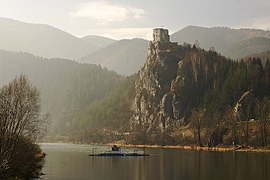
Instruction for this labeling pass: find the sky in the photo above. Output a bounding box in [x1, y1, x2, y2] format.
[0, 0, 270, 40]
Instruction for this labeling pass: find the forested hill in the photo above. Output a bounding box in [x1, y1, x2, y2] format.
[245, 51, 270, 65]
[63, 41, 270, 145]
[57, 74, 137, 141]
[130, 41, 270, 145]
[0, 50, 124, 134]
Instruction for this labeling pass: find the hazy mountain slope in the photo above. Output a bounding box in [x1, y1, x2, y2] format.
[0, 17, 101, 59]
[171, 26, 270, 59]
[80, 38, 148, 75]
[0, 49, 124, 133]
[81, 35, 116, 49]
[227, 37, 270, 59]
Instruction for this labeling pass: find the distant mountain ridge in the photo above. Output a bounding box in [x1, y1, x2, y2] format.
[81, 35, 116, 49]
[171, 26, 270, 59]
[227, 37, 270, 60]
[78, 26, 270, 75]
[0, 17, 148, 75]
[1, 17, 270, 75]
[80, 38, 148, 75]
[0, 17, 110, 59]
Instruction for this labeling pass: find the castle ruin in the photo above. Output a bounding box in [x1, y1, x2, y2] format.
[153, 28, 170, 43]
[148, 28, 177, 56]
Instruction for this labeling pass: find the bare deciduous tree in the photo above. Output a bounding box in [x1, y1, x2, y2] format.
[190, 107, 206, 146]
[256, 98, 270, 146]
[0, 75, 47, 178]
[224, 106, 239, 145]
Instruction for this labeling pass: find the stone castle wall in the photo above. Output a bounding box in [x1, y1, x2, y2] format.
[153, 28, 170, 43]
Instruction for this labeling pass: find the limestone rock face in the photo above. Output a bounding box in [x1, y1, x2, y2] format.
[130, 40, 228, 133]
[131, 41, 188, 132]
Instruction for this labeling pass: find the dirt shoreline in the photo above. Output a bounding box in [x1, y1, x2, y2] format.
[108, 143, 270, 153]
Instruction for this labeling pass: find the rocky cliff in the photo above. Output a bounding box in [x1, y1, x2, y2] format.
[130, 40, 229, 133]
[129, 30, 270, 147]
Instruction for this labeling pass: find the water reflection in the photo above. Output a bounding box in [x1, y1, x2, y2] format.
[41, 143, 270, 180]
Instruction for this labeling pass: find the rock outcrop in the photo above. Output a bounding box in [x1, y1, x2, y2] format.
[130, 32, 229, 134]
[130, 41, 183, 133]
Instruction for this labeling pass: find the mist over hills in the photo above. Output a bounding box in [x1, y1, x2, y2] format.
[171, 26, 270, 59]
[0, 17, 108, 59]
[79, 26, 270, 75]
[0, 17, 147, 75]
[81, 35, 116, 49]
[0, 49, 124, 134]
[228, 37, 270, 60]
[80, 38, 148, 75]
[1, 17, 270, 75]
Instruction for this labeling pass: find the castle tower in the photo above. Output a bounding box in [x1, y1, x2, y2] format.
[153, 28, 170, 43]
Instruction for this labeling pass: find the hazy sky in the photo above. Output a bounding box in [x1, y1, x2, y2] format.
[0, 0, 270, 39]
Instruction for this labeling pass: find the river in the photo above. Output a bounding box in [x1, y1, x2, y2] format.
[40, 143, 270, 180]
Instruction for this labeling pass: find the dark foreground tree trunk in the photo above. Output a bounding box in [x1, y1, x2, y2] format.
[245, 122, 249, 146]
[197, 127, 202, 146]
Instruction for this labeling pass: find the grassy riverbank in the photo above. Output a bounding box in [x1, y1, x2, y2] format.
[108, 142, 270, 153]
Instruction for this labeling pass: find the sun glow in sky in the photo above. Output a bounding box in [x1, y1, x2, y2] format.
[0, 0, 270, 40]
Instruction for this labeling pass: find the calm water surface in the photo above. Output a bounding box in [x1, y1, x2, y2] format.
[40, 143, 270, 180]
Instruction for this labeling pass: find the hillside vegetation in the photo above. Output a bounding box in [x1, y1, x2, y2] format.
[0, 50, 124, 135]
[245, 50, 270, 65]
[59, 74, 137, 143]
